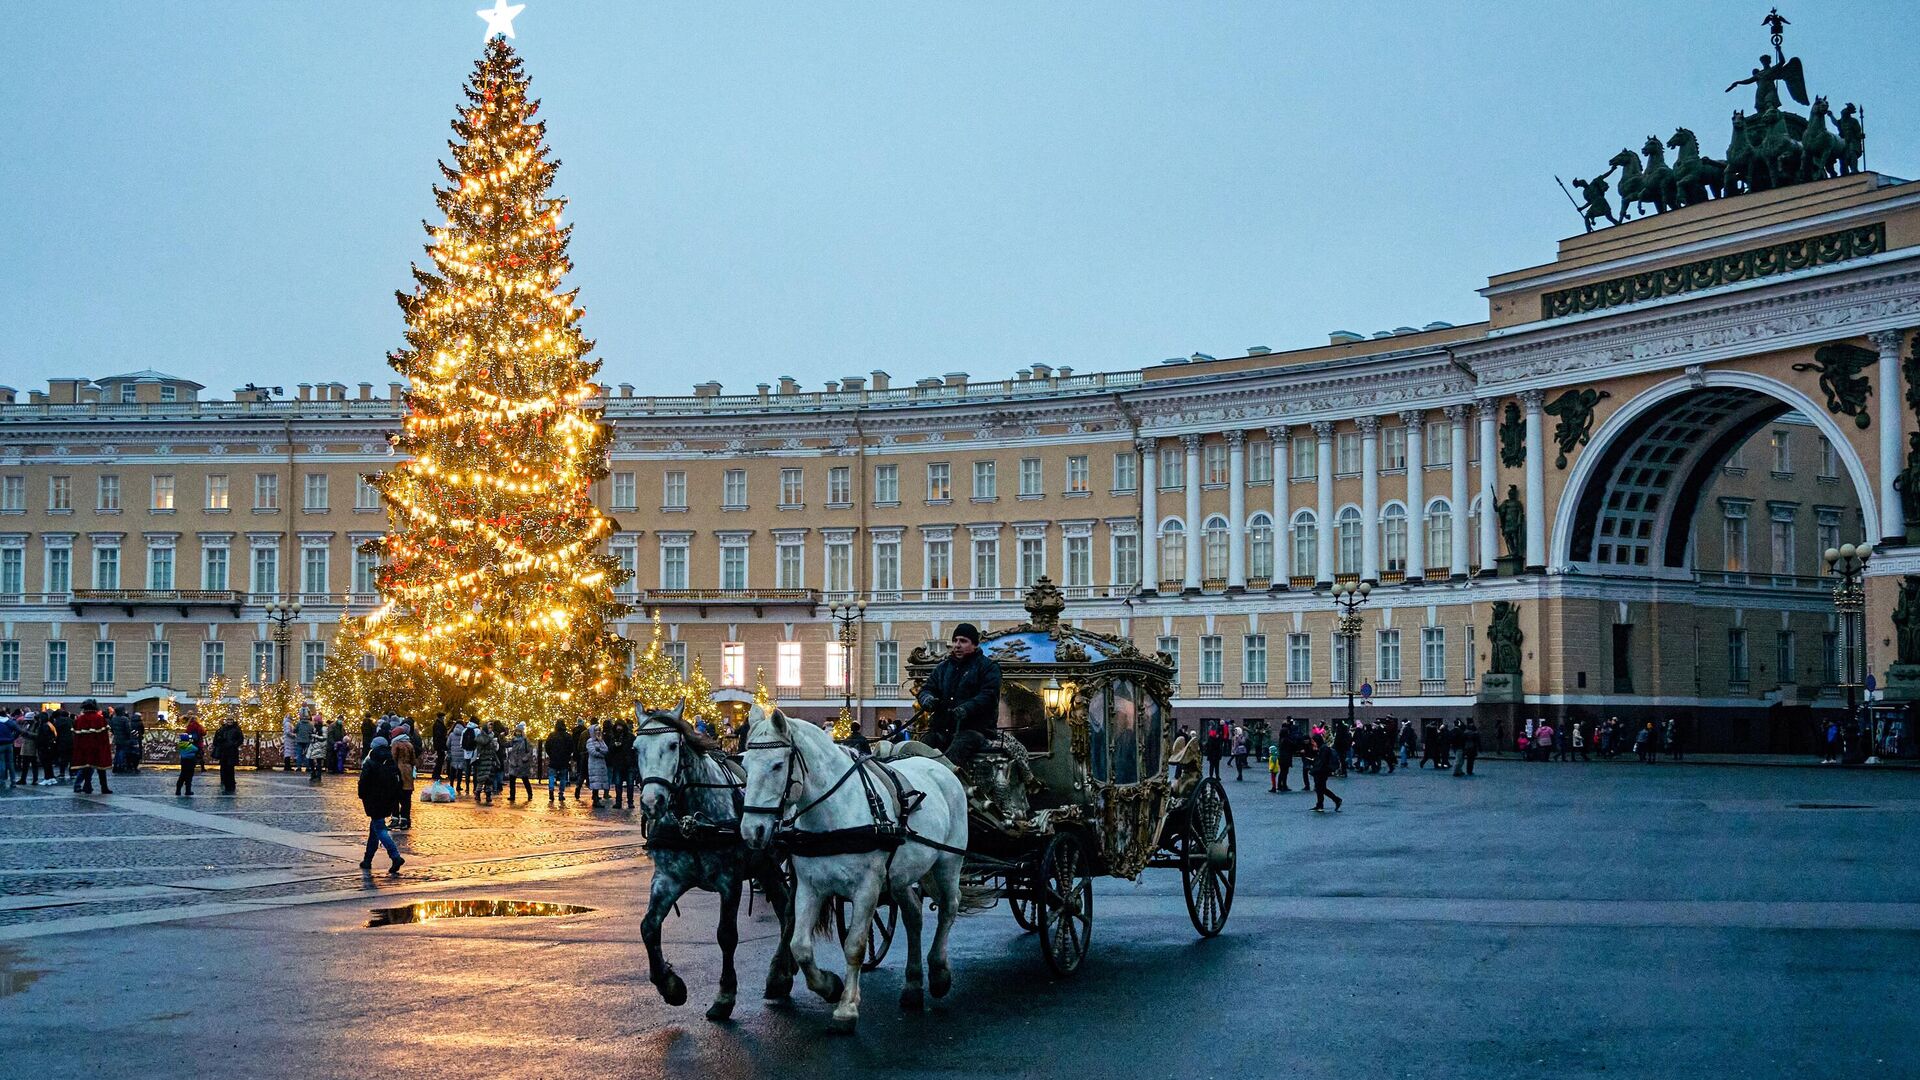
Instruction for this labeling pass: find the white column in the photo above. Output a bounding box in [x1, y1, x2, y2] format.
[1314, 421, 1335, 585]
[1447, 404, 1470, 580]
[1270, 427, 1290, 588]
[1226, 430, 1247, 591]
[1359, 416, 1380, 582]
[1402, 410, 1426, 583]
[1139, 439, 1159, 591]
[1872, 329, 1906, 543]
[1182, 433, 1202, 592]
[1522, 389, 1547, 570]
[1477, 399, 1498, 575]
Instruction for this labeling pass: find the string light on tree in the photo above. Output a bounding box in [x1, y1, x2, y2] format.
[362, 31, 633, 726]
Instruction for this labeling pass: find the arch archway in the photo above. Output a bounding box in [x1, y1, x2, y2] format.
[1551, 370, 1880, 573]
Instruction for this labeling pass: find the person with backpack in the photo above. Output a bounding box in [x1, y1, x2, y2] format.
[356, 737, 406, 874]
[1309, 732, 1343, 813]
[175, 716, 205, 797]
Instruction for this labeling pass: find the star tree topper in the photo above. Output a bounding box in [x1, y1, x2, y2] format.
[478, 0, 526, 40]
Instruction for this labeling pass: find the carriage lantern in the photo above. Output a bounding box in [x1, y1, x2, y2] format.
[1040, 676, 1074, 720]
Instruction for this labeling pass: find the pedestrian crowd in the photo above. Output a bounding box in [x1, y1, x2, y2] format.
[1507, 716, 1683, 763]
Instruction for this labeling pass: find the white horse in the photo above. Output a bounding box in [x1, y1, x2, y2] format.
[738, 706, 968, 1034]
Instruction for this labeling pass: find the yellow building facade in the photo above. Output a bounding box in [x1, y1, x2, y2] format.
[1, 173, 1915, 750]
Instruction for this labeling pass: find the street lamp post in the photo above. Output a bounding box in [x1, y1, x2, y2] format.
[265, 597, 302, 688]
[830, 599, 868, 736]
[264, 597, 302, 771]
[1823, 543, 1870, 763]
[1332, 580, 1372, 732]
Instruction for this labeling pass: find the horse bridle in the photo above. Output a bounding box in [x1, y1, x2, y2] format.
[740, 731, 812, 822]
[741, 727, 913, 830]
[633, 720, 742, 820]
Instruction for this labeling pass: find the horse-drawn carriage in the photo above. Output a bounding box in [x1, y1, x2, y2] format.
[633, 579, 1236, 1030]
[896, 578, 1238, 975]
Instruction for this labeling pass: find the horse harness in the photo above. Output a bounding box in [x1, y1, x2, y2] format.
[634, 720, 748, 852]
[741, 733, 968, 858]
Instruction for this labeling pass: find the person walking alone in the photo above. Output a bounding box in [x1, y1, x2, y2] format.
[211, 714, 244, 793]
[356, 737, 406, 874]
[1309, 733, 1343, 813]
[175, 715, 205, 797]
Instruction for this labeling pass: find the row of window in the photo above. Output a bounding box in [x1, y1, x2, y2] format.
[609, 457, 1113, 512]
[0, 638, 327, 688]
[1151, 629, 1459, 686]
[1719, 503, 1854, 578]
[1724, 429, 1842, 479]
[1156, 502, 1483, 581]
[621, 532, 1130, 593]
[0, 473, 380, 514]
[0, 544, 377, 596]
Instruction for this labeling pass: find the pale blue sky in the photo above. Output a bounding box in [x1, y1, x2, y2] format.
[5, 1, 1914, 397]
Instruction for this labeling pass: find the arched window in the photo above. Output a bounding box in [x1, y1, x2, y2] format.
[1159, 519, 1186, 584]
[1247, 512, 1274, 580]
[1381, 504, 1408, 573]
[1337, 506, 1363, 576]
[1202, 515, 1230, 581]
[1426, 498, 1453, 572]
[1290, 510, 1318, 579]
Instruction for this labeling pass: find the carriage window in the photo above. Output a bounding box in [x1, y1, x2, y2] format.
[1087, 686, 1109, 782]
[1110, 681, 1139, 784]
[997, 680, 1050, 754]
[1142, 695, 1164, 778]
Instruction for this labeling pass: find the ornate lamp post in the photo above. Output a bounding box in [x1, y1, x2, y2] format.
[1332, 580, 1372, 731]
[1823, 542, 1870, 762]
[830, 599, 867, 736]
[264, 597, 302, 688]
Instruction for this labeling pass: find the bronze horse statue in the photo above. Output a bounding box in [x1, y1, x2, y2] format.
[1612, 137, 1676, 218]
[1800, 96, 1843, 181]
[1667, 127, 1725, 206]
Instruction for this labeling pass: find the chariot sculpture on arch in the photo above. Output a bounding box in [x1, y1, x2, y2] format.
[1564, 8, 1866, 229]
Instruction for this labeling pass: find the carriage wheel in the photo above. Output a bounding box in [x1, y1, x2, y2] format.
[832, 894, 898, 972]
[1037, 831, 1093, 977]
[1181, 777, 1236, 938]
[1009, 887, 1039, 932]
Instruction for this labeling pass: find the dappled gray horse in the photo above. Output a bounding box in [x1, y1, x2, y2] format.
[634, 704, 796, 1021]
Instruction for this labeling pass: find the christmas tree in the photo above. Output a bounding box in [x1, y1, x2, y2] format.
[364, 37, 632, 724]
[631, 612, 685, 714]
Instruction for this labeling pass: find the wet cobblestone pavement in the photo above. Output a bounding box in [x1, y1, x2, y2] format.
[0, 760, 1914, 1079]
[0, 766, 648, 921]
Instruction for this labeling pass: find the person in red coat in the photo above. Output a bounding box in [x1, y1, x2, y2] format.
[71, 700, 114, 795]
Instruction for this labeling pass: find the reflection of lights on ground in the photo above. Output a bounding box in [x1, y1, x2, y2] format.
[367, 899, 593, 926]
